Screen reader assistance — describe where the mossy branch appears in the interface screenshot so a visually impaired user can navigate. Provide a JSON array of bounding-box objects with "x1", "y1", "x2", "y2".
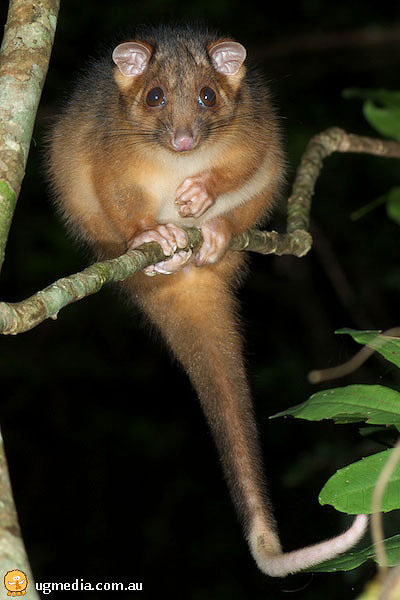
[
  {"x1": 0, "y1": 227, "x2": 311, "y2": 335},
  {"x1": 0, "y1": 0, "x2": 60, "y2": 274},
  {"x1": 0, "y1": 431, "x2": 36, "y2": 596},
  {"x1": 0, "y1": 1, "x2": 59, "y2": 596},
  {"x1": 1, "y1": 127, "x2": 400, "y2": 336},
  {"x1": 287, "y1": 126, "x2": 400, "y2": 233}
]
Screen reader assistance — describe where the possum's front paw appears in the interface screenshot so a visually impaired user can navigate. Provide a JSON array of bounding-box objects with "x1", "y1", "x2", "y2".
[
  {"x1": 175, "y1": 172, "x2": 216, "y2": 218},
  {"x1": 128, "y1": 223, "x2": 191, "y2": 275},
  {"x1": 195, "y1": 219, "x2": 232, "y2": 266}
]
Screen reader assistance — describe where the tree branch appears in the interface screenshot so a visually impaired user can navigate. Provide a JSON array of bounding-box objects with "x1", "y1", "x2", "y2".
[
  {"x1": 1, "y1": 128, "x2": 400, "y2": 336},
  {"x1": 0, "y1": 0, "x2": 60, "y2": 271},
  {"x1": 0, "y1": 2, "x2": 59, "y2": 597},
  {"x1": 0, "y1": 433, "x2": 37, "y2": 597},
  {"x1": 287, "y1": 127, "x2": 400, "y2": 233}
]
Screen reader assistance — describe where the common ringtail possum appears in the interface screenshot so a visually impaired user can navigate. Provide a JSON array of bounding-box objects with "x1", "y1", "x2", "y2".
[{"x1": 47, "y1": 24, "x2": 367, "y2": 577}]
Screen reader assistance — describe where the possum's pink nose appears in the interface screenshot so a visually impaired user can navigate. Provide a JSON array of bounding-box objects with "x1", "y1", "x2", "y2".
[{"x1": 171, "y1": 131, "x2": 195, "y2": 151}]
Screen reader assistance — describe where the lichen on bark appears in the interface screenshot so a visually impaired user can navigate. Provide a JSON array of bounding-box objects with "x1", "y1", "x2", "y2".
[{"x1": 0, "y1": 0, "x2": 60, "y2": 271}]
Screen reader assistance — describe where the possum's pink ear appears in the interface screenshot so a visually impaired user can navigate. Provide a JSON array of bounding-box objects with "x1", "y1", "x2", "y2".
[
  {"x1": 112, "y1": 42, "x2": 152, "y2": 77},
  {"x1": 208, "y1": 41, "x2": 246, "y2": 75}
]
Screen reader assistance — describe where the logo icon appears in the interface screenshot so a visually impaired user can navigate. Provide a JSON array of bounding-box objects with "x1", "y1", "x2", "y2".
[{"x1": 3, "y1": 570, "x2": 28, "y2": 596}]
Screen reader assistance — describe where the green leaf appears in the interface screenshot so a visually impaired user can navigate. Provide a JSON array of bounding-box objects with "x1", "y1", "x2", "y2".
[
  {"x1": 363, "y1": 100, "x2": 400, "y2": 141},
  {"x1": 386, "y1": 187, "x2": 400, "y2": 225},
  {"x1": 337, "y1": 328, "x2": 400, "y2": 368},
  {"x1": 302, "y1": 534, "x2": 400, "y2": 572},
  {"x1": 319, "y1": 449, "x2": 400, "y2": 514},
  {"x1": 271, "y1": 384, "x2": 400, "y2": 425},
  {"x1": 343, "y1": 88, "x2": 400, "y2": 140}
]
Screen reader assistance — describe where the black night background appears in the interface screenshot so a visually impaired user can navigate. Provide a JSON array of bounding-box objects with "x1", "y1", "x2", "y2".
[{"x1": 0, "y1": 1, "x2": 400, "y2": 598}]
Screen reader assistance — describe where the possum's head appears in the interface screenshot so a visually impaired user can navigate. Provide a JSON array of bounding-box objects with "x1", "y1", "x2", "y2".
[{"x1": 112, "y1": 26, "x2": 247, "y2": 153}]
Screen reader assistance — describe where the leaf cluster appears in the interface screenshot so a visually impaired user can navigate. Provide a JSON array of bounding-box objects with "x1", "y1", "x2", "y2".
[
  {"x1": 344, "y1": 88, "x2": 400, "y2": 224},
  {"x1": 272, "y1": 329, "x2": 400, "y2": 572}
]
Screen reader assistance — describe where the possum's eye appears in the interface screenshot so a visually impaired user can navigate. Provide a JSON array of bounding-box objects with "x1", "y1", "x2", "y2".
[
  {"x1": 146, "y1": 87, "x2": 165, "y2": 107},
  {"x1": 198, "y1": 87, "x2": 216, "y2": 107}
]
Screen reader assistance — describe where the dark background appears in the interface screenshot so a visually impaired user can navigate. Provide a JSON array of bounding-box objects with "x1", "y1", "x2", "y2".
[{"x1": 1, "y1": 1, "x2": 400, "y2": 598}]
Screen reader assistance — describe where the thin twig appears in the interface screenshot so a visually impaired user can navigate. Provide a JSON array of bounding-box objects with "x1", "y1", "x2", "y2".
[
  {"x1": 311, "y1": 219, "x2": 371, "y2": 329},
  {"x1": 308, "y1": 328, "x2": 400, "y2": 383},
  {"x1": 371, "y1": 439, "x2": 400, "y2": 575},
  {"x1": 308, "y1": 346, "x2": 374, "y2": 384},
  {"x1": 252, "y1": 23, "x2": 400, "y2": 60},
  {"x1": 379, "y1": 563, "x2": 400, "y2": 600}
]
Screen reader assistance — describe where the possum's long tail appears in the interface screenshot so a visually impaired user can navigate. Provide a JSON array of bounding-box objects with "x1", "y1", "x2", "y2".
[{"x1": 130, "y1": 263, "x2": 368, "y2": 577}]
